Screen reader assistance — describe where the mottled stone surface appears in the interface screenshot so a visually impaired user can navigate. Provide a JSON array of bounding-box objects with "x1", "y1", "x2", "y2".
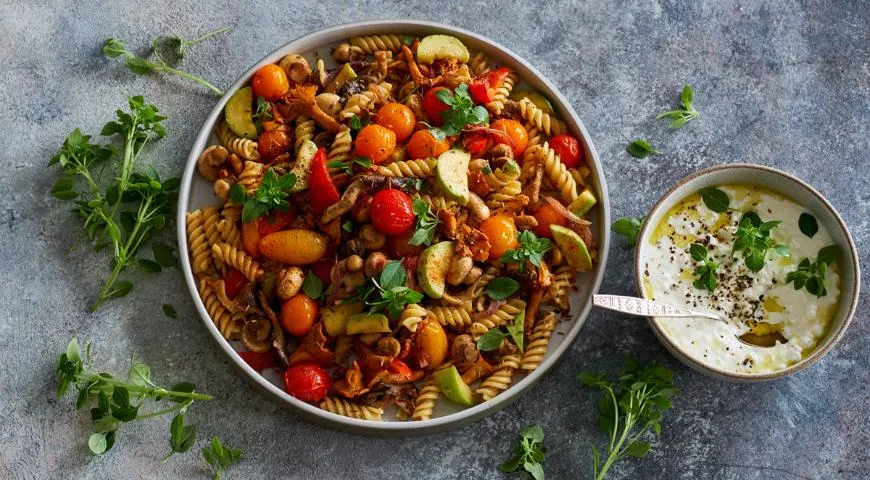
[{"x1": 1, "y1": 1, "x2": 867, "y2": 479}]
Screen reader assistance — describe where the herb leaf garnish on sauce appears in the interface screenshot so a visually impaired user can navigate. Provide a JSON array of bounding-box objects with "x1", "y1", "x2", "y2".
[
  {"x1": 732, "y1": 211, "x2": 790, "y2": 272},
  {"x1": 786, "y1": 245, "x2": 841, "y2": 297},
  {"x1": 698, "y1": 187, "x2": 729, "y2": 213},
  {"x1": 798, "y1": 213, "x2": 819, "y2": 238},
  {"x1": 689, "y1": 243, "x2": 719, "y2": 291}
]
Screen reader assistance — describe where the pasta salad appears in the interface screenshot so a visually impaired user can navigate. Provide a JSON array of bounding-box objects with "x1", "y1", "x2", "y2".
[{"x1": 187, "y1": 32, "x2": 599, "y2": 421}]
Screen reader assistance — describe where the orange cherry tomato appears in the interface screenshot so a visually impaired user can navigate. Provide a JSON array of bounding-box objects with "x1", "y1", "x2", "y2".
[
  {"x1": 241, "y1": 221, "x2": 261, "y2": 258},
  {"x1": 251, "y1": 64, "x2": 290, "y2": 101},
  {"x1": 532, "y1": 204, "x2": 568, "y2": 238},
  {"x1": 491, "y1": 119, "x2": 529, "y2": 157},
  {"x1": 549, "y1": 134, "x2": 583, "y2": 168},
  {"x1": 280, "y1": 294, "x2": 319, "y2": 336},
  {"x1": 479, "y1": 214, "x2": 518, "y2": 260},
  {"x1": 257, "y1": 128, "x2": 292, "y2": 161},
  {"x1": 387, "y1": 230, "x2": 425, "y2": 258},
  {"x1": 422, "y1": 87, "x2": 450, "y2": 125},
  {"x1": 354, "y1": 124, "x2": 396, "y2": 164},
  {"x1": 406, "y1": 130, "x2": 450, "y2": 159},
  {"x1": 374, "y1": 102, "x2": 416, "y2": 141}
]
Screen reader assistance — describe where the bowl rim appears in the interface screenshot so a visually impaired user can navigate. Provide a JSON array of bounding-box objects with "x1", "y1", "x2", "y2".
[
  {"x1": 633, "y1": 162, "x2": 861, "y2": 381},
  {"x1": 176, "y1": 19, "x2": 611, "y2": 434}
]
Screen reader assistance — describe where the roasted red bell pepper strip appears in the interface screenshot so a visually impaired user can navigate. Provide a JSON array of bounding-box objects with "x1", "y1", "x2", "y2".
[
  {"x1": 464, "y1": 133, "x2": 489, "y2": 155},
  {"x1": 257, "y1": 210, "x2": 295, "y2": 235},
  {"x1": 469, "y1": 68, "x2": 511, "y2": 104},
  {"x1": 307, "y1": 147, "x2": 340, "y2": 214},
  {"x1": 224, "y1": 269, "x2": 247, "y2": 299},
  {"x1": 238, "y1": 350, "x2": 278, "y2": 372}
]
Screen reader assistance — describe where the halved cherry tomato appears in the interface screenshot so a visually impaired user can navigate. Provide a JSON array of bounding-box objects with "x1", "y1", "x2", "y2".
[
  {"x1": 464, "y1": 133, "x2": 489, "y2": 155},
  {"x1": 224, "y1": 269, "x2": 247, "y2": 299},
  {"x1": 257, "y1": 128, "x2": 292, "y2": 161},
  {"x1": 283, "y1": 363, "x2": 332, "y2": 403},
  {"x1": 374, "y1": 102, "x2": 416, "y2": 141},
  {"x1": 241, "y1": 221, "x2": 261, "y2": 258},
  {"x1": 479, "y1": 214, "x2": 518, "y2": 260},
  {"x1": 491, "y1": 118, "x2": 528, "y2": 157},
  {"x1": 422, "y1": 87, "x2": 451, "y2": 125},
  {"x1": 257, "y1": 210, "x2": 296, "y2": 235},
  {"x1": 310, "y1": 258, "x2": 334, "y2": 285},
  {"x1": 533, "y1": 203, "x2": 568, "y2": 238},
  {"x1": 369, "y1": 189, "x2": 415, "y2": 235},
  {"x1": 549, "y1": 133, "x2": 583, "y2": 168},
  {"x1": 387, "y1": 359, "x2": 413, "y2": 381},
  {"x1": 354, "y1": 124, "x2": 396, "y2": 164},
  {"x1": 280, "y1": 294, "x2": 319, "y2": 336},
  {"x1": 308, "y1": 148, "x2": 341, "y2": 214},
  {"x1": 406, "y1": 130, "x2": 450, "y2": 159},
  {"x1": 251, "y1": 64, "x2": 289, "y2": 101},
  {"x1": 239, "y1": 350, "x2": 277, "y2": 372}
]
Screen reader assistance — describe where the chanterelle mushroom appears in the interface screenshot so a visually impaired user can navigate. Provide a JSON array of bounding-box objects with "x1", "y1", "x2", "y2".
[
  {"x1": 275, "y1": 84, "x2": 342, "y2": 133},
  {"x1": 197, "y1": 145, "x2": 229, "y2": 181}
]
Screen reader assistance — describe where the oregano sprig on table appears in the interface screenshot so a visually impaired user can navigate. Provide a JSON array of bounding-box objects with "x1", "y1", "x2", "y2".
[
  {"x1": 202, "y1": 436, "x2": 243, "y2": 480},
  {"x1": 499, "y1": 425, "x2": 547, "y2": 480},
  {"x1": 49, "y1": 96, "x2": 179, "y2": 311},
  {"x1": 56, "y1": 338, "x2": 212, "y2": 456},
  {"x1": 579, "y1": 357, "x2": 679, "y2": 480},
  {"x1": 656, "y1": 84, "x2": 700, "y2": 129}
]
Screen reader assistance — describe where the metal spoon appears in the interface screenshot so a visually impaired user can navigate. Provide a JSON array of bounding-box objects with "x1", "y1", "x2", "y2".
[{"x1": 592, "y1": 294, "x2": 779, "y2": 348}]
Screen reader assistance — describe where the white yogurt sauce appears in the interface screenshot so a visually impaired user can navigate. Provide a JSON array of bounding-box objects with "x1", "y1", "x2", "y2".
[{"x1": 642, "y1": 185, "x2": 841, "y2": 374}]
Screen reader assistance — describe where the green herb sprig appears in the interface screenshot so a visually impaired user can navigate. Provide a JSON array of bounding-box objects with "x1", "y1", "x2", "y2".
[
  {"x1": 798, "y1": 213, "x2": 818, "y2": 238},
  {"x1": 229, "y1": 168, "x2": 296, "y2": 223},
  {"x1": 579, "y1": 357, "x2": 679, "y2": 480},
  {"x1": 429, "y1": 83, "x2": 489, "y2": 141},
  {"x1": 611, "y1": 217, "x2": 644, "y2": 247},
  {"x1": 626, "y1": 139, "x2": 658, "y2": 159},
  {"x1": 732, "y1": 211, "x2": 789, "y2": 272},
  {"x1": 103, "y1": 29, "x2": 227, "y2": 96},
  {"x1": 408, "y1": 197, "x2": 440, "y2": 246},
  {"x1": 486, "y1": 277, "x2": 520, "y2": 300},
  {"x1": 689, "y1": 243, "x2": 719, "y2": 291},
  {"x1": 785, "y1": 245, "x2": 841, "y2": 297},
  {"x1": 352, "y1": 260, "x2": 424, "y2": 317},
  {"x1": 56, "y1": 338, "x2": 212, "y2": 456},
  {"x1": 656, "y1": 84, "x2": 700, "y2": 129},
  {"x1": 326, "y1": 156, "x2": 372, "y2": 175},
  {"x1": 477, "y1": 310, "x2": 525, "y2": 352},
  {"x1": 202, "y1": 436, "x2": 243, "y2": 480},
  {"x1": 499, "y1": 425, "x2": 547, "y2": 480},
  {"x1": 500, "y1": 231, "x2": 552, "y2": 272},
  {"x1": 50, "y1": 97, "x2": 179, "y2": 311}
]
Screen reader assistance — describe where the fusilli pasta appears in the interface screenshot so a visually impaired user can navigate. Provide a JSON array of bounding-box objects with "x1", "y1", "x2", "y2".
[
  {"x1": 320, "y1": 396, "x2": 383, "y2": 420},
  {"x1": 211, "y1": 242, "x2": 263, "y2": 282},
  {"x1": 521, "y1": 312, "x2": 558, "y2": 371},
  {"x1": 377, "y1": 158, "x2": 435, "y2": 177},
  {"x1": 476, "y1": 354, "x2": 520, "y2": 401},
  {"x1": 216, "y1": 120, "x2": 259, "y2": 161},
  {"x1": 350, "y1": 34, "x2": 404, "y2": 53}
]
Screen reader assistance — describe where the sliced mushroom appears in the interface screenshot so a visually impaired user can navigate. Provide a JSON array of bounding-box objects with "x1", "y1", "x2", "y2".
[
  {"x1": 278, "y1": 54, "x2": 311, "y2": 84},
  {"x1": 242, "y1": 317, "x2": 272, "y2": 353},
  {"x1": 197, "y1": 145, "x2": 229, "y2": 181}
]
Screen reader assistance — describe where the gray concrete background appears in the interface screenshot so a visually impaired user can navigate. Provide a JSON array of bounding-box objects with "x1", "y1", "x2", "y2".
[{"x1": 1, "y1": 1, "x2": 868, "y2": 479}]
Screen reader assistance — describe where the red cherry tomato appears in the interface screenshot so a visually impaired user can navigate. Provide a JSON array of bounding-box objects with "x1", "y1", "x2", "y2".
[
  {"x1": 283, "y1": 363, "x2": 332, "y2": 403},
  {"x1": 464, "y1": 133, "x2": 489, "y2": 155},
  {"x1": 238, "y1": 350, "x2": 277, "y2": 372},
  {"x1": 257, "y1": 128, "x2": 291, "y2": 161},
  {"x1": 224, "y1": 269, "x2": 247, "y2": 299},
  {"x1": 257, "y1": 210, "x2": 295, "y2": 235},
  {"x1": 388, "y1": 358, "x2": 412, "y2": 381},
  {"x1": 422, "y1": 87, "x2": 451, "y2": 125},
  {"x1": 308, "y1": 148, "x2": 341, "y2": 214},
  {"x1": 549, "y1": 134, "x2": 583, "y2": 168},
  {"x1": 310, "y1": 259, "x2": 334, "y2": 285},
  {"x1": 369, "y1": 189, "x2": 415, "y2": 235}
]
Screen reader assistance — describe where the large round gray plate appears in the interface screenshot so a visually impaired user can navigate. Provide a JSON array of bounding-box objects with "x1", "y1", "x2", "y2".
[{"x1": 176, "y1": 20, "x2": 611, "y2": 435}]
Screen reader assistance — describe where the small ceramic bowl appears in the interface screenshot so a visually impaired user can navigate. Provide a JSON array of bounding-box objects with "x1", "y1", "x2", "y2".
[{"x1": 634, "y1": 163, "x2": 860, "y2": 381}]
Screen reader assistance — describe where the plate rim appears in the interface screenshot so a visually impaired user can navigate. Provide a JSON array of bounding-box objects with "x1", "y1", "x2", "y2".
[{"x1": 176, "y1": 19, "x2": 611, "y2": 435}]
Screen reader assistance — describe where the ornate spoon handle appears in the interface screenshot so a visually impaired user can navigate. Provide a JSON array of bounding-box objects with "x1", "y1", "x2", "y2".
[{"x1": 592, "y1": 294, "x2": 729, "y2": 324}]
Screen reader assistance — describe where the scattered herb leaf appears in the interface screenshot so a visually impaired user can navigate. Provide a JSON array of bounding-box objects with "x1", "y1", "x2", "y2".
[
  {"x1": 785, "y1": 245, "x2": 841, "y2": 297},
  {"x1": 486, "y1": 277, "x2": 520, "y2": 300},
  {"x1": 429, "y1": 83, "x2": 489, "y2": 140},
  {"x1": 202, "y1": 435, "x2": 242, "y2": 480},
  {"x1": 477, "y1": 329, "x2": 506, "y2": 351},
  {"x1": 408, "y1": 197, "x2": 440, "y2": 246},
  {"x1": 656, "y1": 84, "x2": 700, "y2": 129},
  {"x1": 798, "y1": 213, "x2": 818, "y2": 238},
  {"x1": 326, "y1": 156, "x2": 372, "y2": 175},
  {"x1": 301, "y1": 271, "x2": 324, "y2": 299},
  {"x1": 499, "y1": 425, "x2": 547, "y2": 480},
  {"x1": 352, "y1": 260, "x2": 424, "y2": 317},
  {"x1": 732, "y1": 211, "x2": 789, "y2": 272},
  {"x1": 500, "y1": 231, "x2": 552, "y2": 272},
  {"x1": 611, "y1": 217, "x2": 644, "y2": 247},
  {"x1": 162, "y1": 304, "x2": 177, "y2": 318},
  {"x1": 689, "y1": 243, "x2": 718, "y2": 291},
  {"x1": 626, "y1": 139, "x2": 658, "y2": 159}
]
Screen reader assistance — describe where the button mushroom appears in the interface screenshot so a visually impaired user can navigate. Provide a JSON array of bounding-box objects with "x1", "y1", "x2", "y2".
[
  {"x1": 276, "y1": 267, "x2": 304, "y2": 300},
  {"x1": 278, "y1": 54, "x2": 311, "y2": 84},
  {"x1": 197, "y1": 145, "x2": 230, "y2": 182}
]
